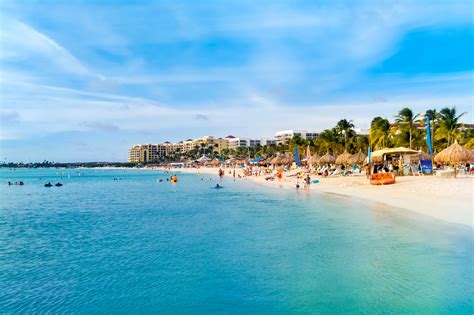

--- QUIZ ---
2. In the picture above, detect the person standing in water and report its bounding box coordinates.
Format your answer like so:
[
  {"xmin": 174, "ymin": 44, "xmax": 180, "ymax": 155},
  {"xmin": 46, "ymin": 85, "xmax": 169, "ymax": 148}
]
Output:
[{"xmin": 304, "ymin": 175, "xmax": 311, "ymax": 190}]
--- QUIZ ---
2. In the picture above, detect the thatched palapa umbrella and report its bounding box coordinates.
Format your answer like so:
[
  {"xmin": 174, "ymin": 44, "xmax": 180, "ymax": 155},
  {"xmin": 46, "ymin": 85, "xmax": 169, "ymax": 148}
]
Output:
[
  {"xmin": 335, "ymin": 149, "xmax": 352, "ymax": 165},
  {"xmin": 310, "ymin": 152, "xmax": 320, "ymax": 165},
  {"xmin": 348, "ymin": 149, "xmax": 366, "ymax": 165},
  {"xmin": 270, "ymin": 155, "xmax": 281, "ymax": 165},
  {"xmin": 434, "ymin": 141, "xmax": 471, "ymax": 177},
  {"xmin": 279, "ymin": 153, "xmax": 295, "ymax": 165},
  {"xmin": 319, "ymin": 151, "xmax": 336, "ymax": 164},
  {"xmin": 210, "ymin": 159, "xmax": 221, "ymax": 167}
]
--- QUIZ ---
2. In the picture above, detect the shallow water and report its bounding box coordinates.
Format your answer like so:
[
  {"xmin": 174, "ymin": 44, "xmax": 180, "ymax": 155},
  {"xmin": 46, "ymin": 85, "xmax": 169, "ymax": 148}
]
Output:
[{"xmin": 0, "ymin": 168, "xmax": 472, "ymax": 313}]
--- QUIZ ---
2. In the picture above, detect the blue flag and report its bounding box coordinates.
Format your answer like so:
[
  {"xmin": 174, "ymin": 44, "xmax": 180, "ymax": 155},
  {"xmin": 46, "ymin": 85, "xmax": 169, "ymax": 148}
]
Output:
[
  {"xmin": 426, "ymin": 117, "xmax": 433, "ymax": 156},
  {"xmin": 294, "ymin": 146, "xmax": 301, "ymax": 167},
  {"xmin": 367, "ymin": 147, "xmax": 371, "ymax": 164}
]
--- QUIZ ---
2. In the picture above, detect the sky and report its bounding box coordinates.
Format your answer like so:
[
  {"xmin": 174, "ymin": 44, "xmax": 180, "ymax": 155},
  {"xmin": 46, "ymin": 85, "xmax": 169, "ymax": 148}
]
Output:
[{"xmin": 0, "ymin": 0, "xmax": 473, "ymax": 162}]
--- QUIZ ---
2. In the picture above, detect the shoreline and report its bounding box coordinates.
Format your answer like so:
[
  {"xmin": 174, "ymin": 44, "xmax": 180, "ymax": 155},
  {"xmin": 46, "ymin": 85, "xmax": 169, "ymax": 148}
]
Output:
[{"xmin": 168, "ymin": 166, "xmax": 473, "ymax": 228}]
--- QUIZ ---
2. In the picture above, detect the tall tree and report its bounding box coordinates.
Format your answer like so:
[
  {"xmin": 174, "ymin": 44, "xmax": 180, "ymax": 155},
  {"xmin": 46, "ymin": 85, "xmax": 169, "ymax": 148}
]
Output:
[
  {"xmin": 394, "ymin": 108, "xmax": 419, "ymax": 149},
  {"xmin": 370, "ymin": 117, "xmax": 390, "ymax": 149},
  {"xmin": 334, "ymin": 119, "xmax": 355, "ymax": 149},
  {"xmin": 436, "ymin": 107, "xmax": 465, "ymax": 147}
]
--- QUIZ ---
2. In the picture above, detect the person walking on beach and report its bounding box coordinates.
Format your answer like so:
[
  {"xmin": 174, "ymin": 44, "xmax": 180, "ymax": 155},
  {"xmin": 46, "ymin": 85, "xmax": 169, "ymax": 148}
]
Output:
[{"xmin": 233, "ymin": 170, "xmax": 236, "ymax": 179}]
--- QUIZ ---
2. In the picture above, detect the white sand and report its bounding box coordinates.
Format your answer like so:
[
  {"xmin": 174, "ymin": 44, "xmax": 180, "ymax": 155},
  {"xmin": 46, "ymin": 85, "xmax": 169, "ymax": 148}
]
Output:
[{"xmin": 171, "ymin": 166, "xmax": 474, "ymax": 227}]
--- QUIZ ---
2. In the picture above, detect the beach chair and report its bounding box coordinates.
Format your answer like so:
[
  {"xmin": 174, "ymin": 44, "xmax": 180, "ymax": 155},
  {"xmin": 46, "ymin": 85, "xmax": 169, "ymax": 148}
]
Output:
[{"xmin": 410, "ymin": 165, "xmax": 421, "ymax": 176}]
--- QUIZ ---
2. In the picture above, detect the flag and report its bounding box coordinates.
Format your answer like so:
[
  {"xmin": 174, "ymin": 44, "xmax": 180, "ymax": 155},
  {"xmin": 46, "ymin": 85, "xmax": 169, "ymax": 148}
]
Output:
[
  {"xmin": 367, "ymin": 147, "xmax": 371, "ymax": 164},
  {"xmin": 294, "ymin": 146, "xmax": 301, "ymax": 167},
  {"xmin": 306, "ymin": 145, "xmax": 311, "ymax": 167},
  {"xmin": 426, "ymin": 117, "xmax": 433, "ymax": 156}
]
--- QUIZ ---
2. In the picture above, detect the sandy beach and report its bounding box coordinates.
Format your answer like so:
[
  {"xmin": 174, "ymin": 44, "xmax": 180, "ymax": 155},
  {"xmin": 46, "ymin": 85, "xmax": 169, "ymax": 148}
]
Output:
[{"xmin": 168, "ymin": 166, "xmax": 473, "ymax": 227}]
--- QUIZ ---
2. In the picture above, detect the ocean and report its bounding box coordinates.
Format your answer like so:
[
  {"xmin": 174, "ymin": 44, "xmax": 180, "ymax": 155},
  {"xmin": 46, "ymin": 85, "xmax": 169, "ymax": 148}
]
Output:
[{"xmin": 1, "ymin": 168, "xmax": 472, "ymax": 313}]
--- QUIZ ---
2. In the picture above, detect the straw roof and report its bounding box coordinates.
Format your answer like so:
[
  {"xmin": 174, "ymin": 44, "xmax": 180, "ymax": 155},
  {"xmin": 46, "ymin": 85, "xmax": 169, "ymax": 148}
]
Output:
[
  {"xmin": 434, "ymin": 141, "xmax": 471, "ymax": 163},
  {"xmin": 469, "ymin": 150, "xmax": 474, "ymax": 163},
  {"xmin": 210, "ymin": 159, "xmax": 221, "ymax": 166},
  {"xmin": 280, "ymin": 157, "xmax": 290, "ymax": 165},
  {"xmin": 310, "ymin": 152, "xmax": 320, "ymax": 165},
  {"xmin": 270, "ymin": 156, "xmax": 281, "ymax": 165},
  {"xmin": 371, "ymin": 147, "xmax": 419, "ymax": 158},
  {"xmin": 348, "ymin": 149, "xmax": 366, "ymax": 165},
  {"xmin": 319, "ymin": 152, "xmax": 336, "ymax": 164},
  {"xmin": 335, "ymin": 150, "xmax": 352, "ymax": 165}
]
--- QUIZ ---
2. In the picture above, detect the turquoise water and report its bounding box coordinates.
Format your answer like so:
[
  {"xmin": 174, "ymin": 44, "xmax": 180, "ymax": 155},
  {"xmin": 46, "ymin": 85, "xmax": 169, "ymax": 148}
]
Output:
[{"xmin": 0, "ymin": 168, "xmax": 472, "ymax": 313}]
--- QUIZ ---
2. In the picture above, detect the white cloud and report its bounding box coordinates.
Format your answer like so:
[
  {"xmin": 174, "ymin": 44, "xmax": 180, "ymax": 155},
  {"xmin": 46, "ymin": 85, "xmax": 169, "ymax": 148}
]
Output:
[
  {"xmin": 0, "ymin": 1, "xmax": 472, "ymax": 161},
  {"xmin": 0, "ymin": 17, "xmax": 90, "ymax": 75}
]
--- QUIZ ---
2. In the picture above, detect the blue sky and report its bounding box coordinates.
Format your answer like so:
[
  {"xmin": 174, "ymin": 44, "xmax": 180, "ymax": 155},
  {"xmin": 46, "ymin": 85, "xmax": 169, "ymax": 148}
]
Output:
[{"xmin": 0, "ymin": 0, "xmax": 473, "ymax": 162}]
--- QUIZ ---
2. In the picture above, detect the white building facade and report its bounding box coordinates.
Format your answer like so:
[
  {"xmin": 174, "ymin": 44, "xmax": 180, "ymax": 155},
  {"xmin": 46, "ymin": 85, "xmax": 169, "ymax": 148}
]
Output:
[{"xmin": 275, "ymin": 130, "xmax": 319, "ymax": 144}]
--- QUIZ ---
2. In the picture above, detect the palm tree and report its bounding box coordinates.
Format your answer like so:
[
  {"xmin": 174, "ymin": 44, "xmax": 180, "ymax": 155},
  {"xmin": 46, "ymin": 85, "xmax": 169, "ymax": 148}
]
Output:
[
  {"xmin": 334, "ymin": 119, "xmax": 355, "ymax": 149},
  {"xmin": 394, "ymin": 108, "xmax": 419, "ymax": 149},
  {"xmin": 370, "ymin": 117, "xmax": 390, "ymax": 149},
  {"xmin": 436, "ymin": 107, "xmax": 465, "ymax": 147},
  {"xmin": 314, "ymin": 129, "xmax": 341, "ymax": 155}
]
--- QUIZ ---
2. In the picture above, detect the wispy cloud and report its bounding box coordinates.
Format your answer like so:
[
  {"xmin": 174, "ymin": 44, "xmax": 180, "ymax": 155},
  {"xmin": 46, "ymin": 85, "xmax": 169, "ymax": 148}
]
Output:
[
  {"xmin": 0, "ymin": 17, "xmax": 90, "ymax": 76},
  {"xmin": 0, "ymin": 0, "xmax": 472, "ymax": 161}
]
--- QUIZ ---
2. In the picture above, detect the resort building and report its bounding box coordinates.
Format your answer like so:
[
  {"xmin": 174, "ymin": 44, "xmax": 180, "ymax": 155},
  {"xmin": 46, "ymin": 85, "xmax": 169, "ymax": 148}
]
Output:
[
  {"xmin": 228, "ymin": 137, "xmax": 250, "ymax": 150},
  {"xmin": 275, "ymin": 130, "xmax": 319, "ymax": 144},
  {"xmin": 227, "ymin": 137, "xmax": 275, "ymax": 149},
  {"xmin": 260, "ymin": 138, "xmax": 276, "ymax": 146},
  {"xmin": 128, "ymin": 144, "xmax": 162, "ymax": 163}
]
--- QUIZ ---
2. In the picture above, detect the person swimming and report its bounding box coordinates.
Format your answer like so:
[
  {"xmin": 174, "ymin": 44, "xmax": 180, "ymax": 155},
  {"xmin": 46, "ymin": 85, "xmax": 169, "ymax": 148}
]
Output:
[{"xmin": 213, "ymin": 183, "xmax": 224, "ymax": 189}]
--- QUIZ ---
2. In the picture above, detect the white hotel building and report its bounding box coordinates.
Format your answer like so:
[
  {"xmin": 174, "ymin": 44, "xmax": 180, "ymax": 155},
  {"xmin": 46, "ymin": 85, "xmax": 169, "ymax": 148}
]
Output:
[
  {"xmin": 275, "ymin": 130, "xmax": 319, "ymax": 144},
  {"xmin": 227, "ymin": 137, "xmax": 277, "ymax": 150}
]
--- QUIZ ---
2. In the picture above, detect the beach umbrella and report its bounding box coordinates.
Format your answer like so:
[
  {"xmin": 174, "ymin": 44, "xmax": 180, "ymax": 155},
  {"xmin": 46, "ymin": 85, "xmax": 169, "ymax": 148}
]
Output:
[
  {"xmin": 319, "ymin": 151, "xmax": 336, "ymax": 164},
  {"xmin": 469, "ymin": 150, "xmax": 474, "ymax": 163},
  {"xmin": 210, "ymin": 159, "xmax": 221, "ymax": 167},
  {"xmin": 251, "ymin": 157, "xmax": 264, "ymax": 163},
  {"xmin": 311, "ymin": 152, "xmax": 320, "ymax": 165},
  {"xmin": 197, "ymin": 155, "xmax": 211, "ymax": 162},
  {"xmin": 270, "ymin": 156, "xmax": 281, "ymax": 165},
  {"xmin": 294, "ymin": 146, "xmax": 301, "ymax": 167},
  {"xmin": 335, "ymin": 149, "xmax": 352, "ymax": 165},
  {"xmin": 434, "ymin": 141, "xmax": 471, "ymax": 177},
  {"xmin": 279, "ymin": 153, "xmax": 293, "ymax": 165},
  {"xmin": 280, "ymin": 157, "xmax": 289, "ymax": 165},
  {"xmin": 306, "ymin": 145, "xmax": 311, "ymax": 164},
  {"xmin": 348, "ymin": 149, "xmax": 366, "ymax": 165}
]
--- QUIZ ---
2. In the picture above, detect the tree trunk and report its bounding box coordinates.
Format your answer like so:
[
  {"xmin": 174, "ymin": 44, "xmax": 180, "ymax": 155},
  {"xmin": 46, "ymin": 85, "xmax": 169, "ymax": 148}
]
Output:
[{"xmin": 409, "ymin": 127, "xmax": 412, "ymax": 149}]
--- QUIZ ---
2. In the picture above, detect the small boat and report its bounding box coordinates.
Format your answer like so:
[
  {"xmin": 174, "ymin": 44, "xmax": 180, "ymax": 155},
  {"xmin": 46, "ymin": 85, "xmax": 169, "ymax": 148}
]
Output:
[
  {"xmin": 55, "ymin": 183, "xmax": 63, "ymax": 187},
  {"xmin": 44, "ymin": 182, "xmax": 53, "ymax": 187},
  {"xmin": 370, "ymin": 173, "xmax": 396, "ymax": 185}
]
